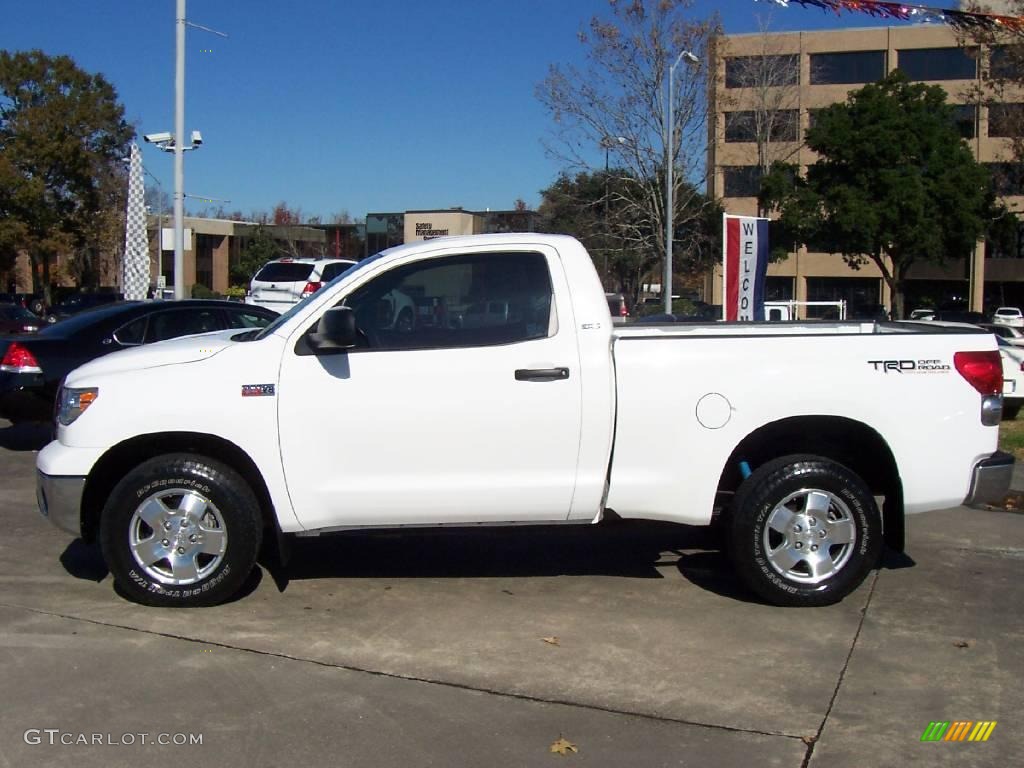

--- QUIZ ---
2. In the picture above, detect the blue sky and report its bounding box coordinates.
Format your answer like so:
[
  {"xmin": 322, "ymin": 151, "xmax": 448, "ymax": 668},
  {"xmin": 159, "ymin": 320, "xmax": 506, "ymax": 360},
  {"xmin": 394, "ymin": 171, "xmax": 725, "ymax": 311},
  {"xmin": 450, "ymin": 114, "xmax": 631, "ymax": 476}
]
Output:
[{"xmin": 3, "ymin": 0, "xmax": 899, "ymax": 219}]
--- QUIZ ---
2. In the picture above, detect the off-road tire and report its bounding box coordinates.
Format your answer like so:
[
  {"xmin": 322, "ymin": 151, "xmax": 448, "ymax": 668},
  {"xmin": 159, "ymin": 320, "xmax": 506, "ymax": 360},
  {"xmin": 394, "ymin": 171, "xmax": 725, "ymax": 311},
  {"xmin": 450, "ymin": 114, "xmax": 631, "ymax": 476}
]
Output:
[
  {"xmin": 729, "ymin": 455, "xmax": 882, "ymax": 607},
  {"xmin": 100, "ymin": 454, "xmax": 262, "ymax": 607}
]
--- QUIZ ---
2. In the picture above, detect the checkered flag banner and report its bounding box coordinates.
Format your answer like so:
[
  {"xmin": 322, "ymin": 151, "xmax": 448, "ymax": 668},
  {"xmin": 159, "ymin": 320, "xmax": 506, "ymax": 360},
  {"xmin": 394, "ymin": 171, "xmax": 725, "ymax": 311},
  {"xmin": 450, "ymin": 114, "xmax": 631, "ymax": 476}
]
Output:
[{"xmin": 123, "ymin": 142, "xmax": 150, "ymax": 301}]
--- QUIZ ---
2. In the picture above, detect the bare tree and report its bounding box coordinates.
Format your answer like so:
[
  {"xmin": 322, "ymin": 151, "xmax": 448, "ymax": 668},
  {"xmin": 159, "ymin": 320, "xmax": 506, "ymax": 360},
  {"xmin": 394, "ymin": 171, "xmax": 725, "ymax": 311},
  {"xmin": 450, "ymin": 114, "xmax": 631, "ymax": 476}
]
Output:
[
  {"xmin": 536, "ymin": 0, "xmax": 721, "ymax": 280},
  {"xmin": 718, "ymin": 21, "xmax": 802, "ymax": 213}
]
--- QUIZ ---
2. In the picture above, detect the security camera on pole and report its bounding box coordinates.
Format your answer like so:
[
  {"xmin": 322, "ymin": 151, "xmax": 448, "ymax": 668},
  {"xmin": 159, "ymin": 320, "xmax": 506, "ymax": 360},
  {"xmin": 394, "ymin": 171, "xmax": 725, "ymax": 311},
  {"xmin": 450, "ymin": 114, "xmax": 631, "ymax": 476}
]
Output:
[{"xmin": 144, "ymin": 0, "xmax": 226, "ymax": 300}]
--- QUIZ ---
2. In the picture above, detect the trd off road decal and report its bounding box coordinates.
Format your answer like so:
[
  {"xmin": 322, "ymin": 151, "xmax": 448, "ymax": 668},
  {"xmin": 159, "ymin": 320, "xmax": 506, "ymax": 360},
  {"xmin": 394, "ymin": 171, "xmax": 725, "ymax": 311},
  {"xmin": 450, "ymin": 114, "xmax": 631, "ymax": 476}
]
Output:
[{"xmin": 867, "ymin": 359, "xmax": 950, "ymax": 374}]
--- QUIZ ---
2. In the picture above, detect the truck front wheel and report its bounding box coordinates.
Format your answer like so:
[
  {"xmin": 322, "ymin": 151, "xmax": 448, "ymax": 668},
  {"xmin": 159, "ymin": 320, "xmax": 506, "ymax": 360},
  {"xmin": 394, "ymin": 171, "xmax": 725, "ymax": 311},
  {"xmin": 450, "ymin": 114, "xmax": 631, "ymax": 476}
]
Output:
[
  {"xmin": 729, "ymin": 455, "xmax": 882, "ymax": 607},
  {"xmin": 100, "ymin": 454, "xmax": 262, "ymax": 607}
]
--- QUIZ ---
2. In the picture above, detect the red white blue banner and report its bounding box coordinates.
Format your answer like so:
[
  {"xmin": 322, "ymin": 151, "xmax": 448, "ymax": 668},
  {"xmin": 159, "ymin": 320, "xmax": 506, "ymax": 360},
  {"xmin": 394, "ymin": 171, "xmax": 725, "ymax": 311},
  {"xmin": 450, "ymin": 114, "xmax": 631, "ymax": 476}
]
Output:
[{"xmin": 723, "ymin": 214, "xmax": 769, "ymax": 322}]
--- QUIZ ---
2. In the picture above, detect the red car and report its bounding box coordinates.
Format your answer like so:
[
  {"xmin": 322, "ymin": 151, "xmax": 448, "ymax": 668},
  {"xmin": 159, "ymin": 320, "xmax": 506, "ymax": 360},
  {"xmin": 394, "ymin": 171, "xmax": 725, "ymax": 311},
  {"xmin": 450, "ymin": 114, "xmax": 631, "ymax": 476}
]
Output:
[{"xmin": 0, "ymin": 303, "xmax": 43, "ymax": 334}]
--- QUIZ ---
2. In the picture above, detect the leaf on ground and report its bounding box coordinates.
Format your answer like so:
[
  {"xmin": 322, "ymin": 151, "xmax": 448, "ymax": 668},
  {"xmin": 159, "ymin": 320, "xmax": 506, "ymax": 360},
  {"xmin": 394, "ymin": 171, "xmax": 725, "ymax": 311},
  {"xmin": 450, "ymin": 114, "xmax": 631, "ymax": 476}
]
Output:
[
  {"xmin": 542, "ymin": 636, "xmax": 560, "ymax": 646},
  {"xmin": 549, "ymin": 737, "xmax": 578, "ymax": 755}
]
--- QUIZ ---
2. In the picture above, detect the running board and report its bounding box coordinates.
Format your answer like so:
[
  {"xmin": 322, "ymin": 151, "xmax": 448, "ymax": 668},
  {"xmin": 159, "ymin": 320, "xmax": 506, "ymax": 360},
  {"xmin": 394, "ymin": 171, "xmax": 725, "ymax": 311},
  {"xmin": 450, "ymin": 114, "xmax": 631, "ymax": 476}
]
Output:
[{"xmin": 294, "ymin": 517, "xmax": 597, "ymax": 537}]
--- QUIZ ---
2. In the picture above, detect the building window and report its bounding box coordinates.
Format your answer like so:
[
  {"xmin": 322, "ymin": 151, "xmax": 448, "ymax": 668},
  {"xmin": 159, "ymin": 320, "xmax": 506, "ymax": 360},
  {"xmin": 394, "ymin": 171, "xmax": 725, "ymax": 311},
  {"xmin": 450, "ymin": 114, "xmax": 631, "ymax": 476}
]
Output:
[
  {"xmin": 806, "ymin": 277, "xmax": 881, "ymax": 319},
  {"xmin": 986, "ymin": 222, "xmax": 1024, "ymax": 259},
  {"xmin": 897, "ymin": 47, "xmax": 977, "ymax": 81},
  {"xmin": 724, "ymin": 54, "xmax": 799, "ymax": 89},
  {"xmin": 724, "ymin": 110, "xmax": 799, "ymax": 143},
  {"xmin": 194, "ymin": 234, "xmax": 215, "ymax": 290},
  {"xmin": 988, "ymin": 104, "xmax": 1024, "ymax": 137},
  {"xmin": 986, "ymin": 162, "xmax": 1024, "ymax": 195},
  {"xmin": 990, "ymin": 45, "xmax": 1023, "ymax": 79},
  {"xmin": 764, "ymin": 276, "xmax": 794, "ymax": 301},
  {"xmin": 722, "ymin": 166, "xmax": 762, "ymax": 197},
  {"xmin": 951, "ymin": 104, "xmax": 977, "ymax": 139},
  {"xmin": 809, "ymin": 51, "xmax": 885, "ymax": 85}
]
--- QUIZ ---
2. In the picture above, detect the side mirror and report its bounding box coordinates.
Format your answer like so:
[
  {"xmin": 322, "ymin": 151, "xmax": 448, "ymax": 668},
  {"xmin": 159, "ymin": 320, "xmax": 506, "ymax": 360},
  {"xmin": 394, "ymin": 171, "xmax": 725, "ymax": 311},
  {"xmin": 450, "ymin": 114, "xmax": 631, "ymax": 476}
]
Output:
[{"xmin": 307, "ymin": 306, "xmax": 358, "ymax": 353}]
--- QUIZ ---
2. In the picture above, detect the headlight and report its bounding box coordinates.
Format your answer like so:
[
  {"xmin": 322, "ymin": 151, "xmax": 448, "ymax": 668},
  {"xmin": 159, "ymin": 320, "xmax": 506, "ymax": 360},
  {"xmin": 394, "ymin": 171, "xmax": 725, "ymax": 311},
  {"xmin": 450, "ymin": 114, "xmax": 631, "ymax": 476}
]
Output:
[{"xmin": 57, "ymin": 386, "xmax": 99, "ymax": 426}]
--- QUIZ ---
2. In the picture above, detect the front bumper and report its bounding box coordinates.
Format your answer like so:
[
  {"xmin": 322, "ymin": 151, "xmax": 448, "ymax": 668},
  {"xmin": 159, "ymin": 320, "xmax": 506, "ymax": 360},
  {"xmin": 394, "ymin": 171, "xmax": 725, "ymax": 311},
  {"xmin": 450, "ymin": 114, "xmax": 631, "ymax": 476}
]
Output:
[
  {"xmin": 963, "ymin": 451, "xmax": 1015, "ymax": 508},
  {"xmin": 36, "ymin": 471, "xmax": 86, "ymax": 536}
]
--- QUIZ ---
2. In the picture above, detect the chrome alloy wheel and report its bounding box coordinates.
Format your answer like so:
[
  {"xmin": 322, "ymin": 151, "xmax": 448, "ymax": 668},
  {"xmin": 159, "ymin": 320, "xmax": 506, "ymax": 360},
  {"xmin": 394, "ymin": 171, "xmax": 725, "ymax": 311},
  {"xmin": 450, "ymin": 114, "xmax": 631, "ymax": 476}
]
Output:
[
  {"xmin": 128, "ymin": 489, "xmax": 228, "ymax": 585},
  {"xmin": 762, "ymin": 488, "xmax": 857, "ymax": 584}
]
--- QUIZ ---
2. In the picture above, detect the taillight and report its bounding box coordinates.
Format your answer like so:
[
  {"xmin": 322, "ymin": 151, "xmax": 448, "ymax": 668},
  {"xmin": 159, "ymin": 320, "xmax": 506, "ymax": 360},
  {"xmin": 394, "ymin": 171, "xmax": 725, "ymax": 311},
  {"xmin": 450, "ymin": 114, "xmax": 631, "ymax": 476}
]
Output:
[
  {"xmin": 954, "ymin": 351, "xmax": 1002, "ymax": 395},
  {"xmin": 620, "ymin": 302, "xmax": 629, "ymax": 317},
  {"xmin": 301, "ymin": 281, "xmax": 322, "ymax": 297},
  {"xmin": 0, "ymin": 342, "xmax": 43, "ymax": 373}
]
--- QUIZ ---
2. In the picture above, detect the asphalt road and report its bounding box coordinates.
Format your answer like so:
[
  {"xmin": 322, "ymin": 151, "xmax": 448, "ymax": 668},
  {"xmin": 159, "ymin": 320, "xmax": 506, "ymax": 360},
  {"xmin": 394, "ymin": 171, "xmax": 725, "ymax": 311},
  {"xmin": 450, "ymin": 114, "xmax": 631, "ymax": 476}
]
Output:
[{"xmin": 0, "ymin": 418, "xmax": 1021, "ymax": 767}]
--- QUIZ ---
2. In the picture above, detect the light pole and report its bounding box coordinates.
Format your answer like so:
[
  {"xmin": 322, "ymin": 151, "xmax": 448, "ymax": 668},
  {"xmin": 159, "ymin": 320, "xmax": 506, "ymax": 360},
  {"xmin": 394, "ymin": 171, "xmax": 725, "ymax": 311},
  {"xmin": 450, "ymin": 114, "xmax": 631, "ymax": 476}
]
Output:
[
  {"xmin": 664, "ymin": 49, "xmax": 700, "ymax": 314},
  {"xmin": 145, "ymin": 0, "xmax": 225, "ymax": 300},
  {"xmin": 599, "ymin": 135, "xmax": 627, "ymax": 286}
]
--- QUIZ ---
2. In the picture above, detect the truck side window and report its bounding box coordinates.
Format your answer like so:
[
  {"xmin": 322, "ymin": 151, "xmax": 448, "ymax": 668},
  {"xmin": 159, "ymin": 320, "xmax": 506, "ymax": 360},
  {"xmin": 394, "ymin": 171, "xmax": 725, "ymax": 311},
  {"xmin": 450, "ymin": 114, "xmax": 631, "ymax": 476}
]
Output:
[{"xmin": 342, "ymin": 252, "xmax": 554, "ymax": 351}]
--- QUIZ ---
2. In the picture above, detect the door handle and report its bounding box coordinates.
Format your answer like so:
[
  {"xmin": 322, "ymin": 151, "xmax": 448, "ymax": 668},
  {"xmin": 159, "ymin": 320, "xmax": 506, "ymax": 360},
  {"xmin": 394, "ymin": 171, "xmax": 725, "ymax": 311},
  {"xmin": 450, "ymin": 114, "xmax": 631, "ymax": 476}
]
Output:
[{"xmin": 514, "ymin": 367, "xmax": 570, "ymax": 382}]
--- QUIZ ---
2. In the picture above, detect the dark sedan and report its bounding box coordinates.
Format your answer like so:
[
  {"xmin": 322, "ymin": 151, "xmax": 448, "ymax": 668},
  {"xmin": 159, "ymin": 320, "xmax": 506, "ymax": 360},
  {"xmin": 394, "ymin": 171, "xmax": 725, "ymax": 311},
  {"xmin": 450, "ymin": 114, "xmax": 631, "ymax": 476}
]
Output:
[{"xmin": 0, "ymin": 300, "xmax": 278, "ymax": 423}]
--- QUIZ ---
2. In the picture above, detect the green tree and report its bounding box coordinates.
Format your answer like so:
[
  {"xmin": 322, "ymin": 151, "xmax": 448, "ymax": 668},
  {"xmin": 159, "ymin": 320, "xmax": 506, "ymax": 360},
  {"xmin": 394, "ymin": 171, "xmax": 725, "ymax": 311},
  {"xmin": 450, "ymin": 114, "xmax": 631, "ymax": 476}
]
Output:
[
  {"xmin": 0, "ymin": 50, "xmax": 133, "ymax": 301},
  {"xmin": 760, "ymin": 71, "xmax": 1005, "ymax": 319},
  {"xmin": 231, "ymin": 224, "xmax": 279, "ymax": 286}
]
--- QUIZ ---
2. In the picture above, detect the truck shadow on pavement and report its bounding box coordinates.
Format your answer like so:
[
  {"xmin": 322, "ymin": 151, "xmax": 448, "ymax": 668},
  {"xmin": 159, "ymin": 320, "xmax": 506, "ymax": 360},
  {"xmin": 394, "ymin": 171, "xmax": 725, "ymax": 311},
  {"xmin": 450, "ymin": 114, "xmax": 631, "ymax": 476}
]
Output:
[
  {"xmin": 0, "ymin": 421, "xmax": 50, "ymax": 451},
  {"xmin": 266, "ymin": 522, "xmax": 758, "ymax": 604}
]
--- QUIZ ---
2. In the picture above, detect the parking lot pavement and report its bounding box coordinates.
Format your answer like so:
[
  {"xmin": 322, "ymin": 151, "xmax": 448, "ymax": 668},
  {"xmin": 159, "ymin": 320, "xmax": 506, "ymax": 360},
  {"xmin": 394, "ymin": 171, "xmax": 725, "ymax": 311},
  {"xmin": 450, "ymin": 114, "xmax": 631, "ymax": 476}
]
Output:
[{"xmin": 0, "ymin": 417, "xmax": 1021, "ymax": 767}]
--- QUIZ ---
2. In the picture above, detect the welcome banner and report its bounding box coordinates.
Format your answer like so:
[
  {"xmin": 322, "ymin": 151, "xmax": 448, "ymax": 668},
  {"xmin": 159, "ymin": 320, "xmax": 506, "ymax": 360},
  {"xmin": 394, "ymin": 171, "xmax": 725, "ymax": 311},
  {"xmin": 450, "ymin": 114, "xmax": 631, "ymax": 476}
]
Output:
[{"xmin": 723, "ymin": 215, "xmax": 769, "ymax": 321}]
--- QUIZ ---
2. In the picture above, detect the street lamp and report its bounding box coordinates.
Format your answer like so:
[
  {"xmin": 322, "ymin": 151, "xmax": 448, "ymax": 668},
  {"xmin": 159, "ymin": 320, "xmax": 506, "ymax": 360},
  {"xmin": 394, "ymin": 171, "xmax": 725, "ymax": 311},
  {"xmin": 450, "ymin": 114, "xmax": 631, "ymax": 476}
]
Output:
[
  {"xmin": 664, "ymin": 49, "xmax": 700, "ymax": 314},
  {"xmin": 600, "ymin": 135, "xmax": 628, "ymax": 285}
]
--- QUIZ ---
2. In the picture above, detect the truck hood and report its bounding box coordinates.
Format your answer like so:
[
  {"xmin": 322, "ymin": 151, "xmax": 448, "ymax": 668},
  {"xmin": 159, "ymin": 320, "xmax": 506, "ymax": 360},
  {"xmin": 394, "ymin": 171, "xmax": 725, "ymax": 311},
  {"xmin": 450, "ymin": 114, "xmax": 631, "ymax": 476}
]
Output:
[{"xmin": 66, "ymin": 329, "xmax": 238, "ymax": 385}]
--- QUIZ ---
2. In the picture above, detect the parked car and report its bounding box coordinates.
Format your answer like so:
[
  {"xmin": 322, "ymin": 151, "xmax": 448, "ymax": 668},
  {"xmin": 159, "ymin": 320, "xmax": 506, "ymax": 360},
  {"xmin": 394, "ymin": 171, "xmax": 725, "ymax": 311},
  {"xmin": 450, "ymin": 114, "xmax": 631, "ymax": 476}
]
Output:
[
  {"xmin": 46, "ymin": 292, "xmax": 123, "ymax": 323},
  {"xmin": 36, "ymin": 233, "xmax": 1011, "ymax": 609},
  {"xmin": 996, "ymin": 337, "xmax": 1024, "ymax": 419},
  {"xmin": 908, "ymin": 308, "xmax": 937, "ymax": 321},
  {"xmin": 933, "ymin": 309, "xmax": 987, "ymax": 325},
  {"xmin": 0, "ymin": 303, "xmax": 43, "ymax": 334},
  {"xmin": 0, "ymin": 292, "xmax": 47, "ymax": 316},
  {"xmin": 246, "ymin": 257, "xmax": 357, "ymax": 312},
  {"xmin": 606, "ymin": 293, "xmax": 629, "ymax": 323},
  {"xmin": 992, "ymin": 306, "xmax": 1024, "ymax": 328},
  {"xmin": 0, "ymin": 300, "xmax": 277, "ymax": 423},
  {"xmin": 978, "ymin": 322, "xmax": 1024, "ymax": 347}
]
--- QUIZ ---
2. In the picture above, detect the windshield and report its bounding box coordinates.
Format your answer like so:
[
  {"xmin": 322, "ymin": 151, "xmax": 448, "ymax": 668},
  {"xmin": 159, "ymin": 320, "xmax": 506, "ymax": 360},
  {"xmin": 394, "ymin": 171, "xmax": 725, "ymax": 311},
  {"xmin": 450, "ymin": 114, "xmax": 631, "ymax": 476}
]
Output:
[{"xmin": 253, "ymin": 256, "xmax": 375, "ymax": 340}]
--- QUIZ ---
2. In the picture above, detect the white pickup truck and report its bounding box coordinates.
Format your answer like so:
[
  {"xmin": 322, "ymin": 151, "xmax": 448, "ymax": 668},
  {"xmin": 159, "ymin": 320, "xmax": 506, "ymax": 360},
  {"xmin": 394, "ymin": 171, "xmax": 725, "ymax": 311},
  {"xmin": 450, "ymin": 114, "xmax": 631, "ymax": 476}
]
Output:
[{"xmin": 36, "ymin": 234, "xmax": 1013, "ymax": 608}]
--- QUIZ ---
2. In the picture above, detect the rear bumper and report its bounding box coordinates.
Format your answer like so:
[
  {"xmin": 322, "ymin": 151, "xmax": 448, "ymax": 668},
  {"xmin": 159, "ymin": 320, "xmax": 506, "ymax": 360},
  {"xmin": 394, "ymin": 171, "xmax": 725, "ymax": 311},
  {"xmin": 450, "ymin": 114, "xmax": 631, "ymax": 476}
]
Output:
[
  {"xmin": 36, "ymin": 470, "xmax": 85, "ymax": 536},
  {"xmin": 963, "ymin": 451, "xmax": 1015, "ymax": 508}
]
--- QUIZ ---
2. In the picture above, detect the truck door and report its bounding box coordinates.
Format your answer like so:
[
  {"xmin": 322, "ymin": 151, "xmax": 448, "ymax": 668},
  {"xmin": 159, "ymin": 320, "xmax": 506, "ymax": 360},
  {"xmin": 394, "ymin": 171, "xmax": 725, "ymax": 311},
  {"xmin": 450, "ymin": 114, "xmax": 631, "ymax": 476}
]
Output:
[{"xmin": 277, "ymin": 247, "xmax": 584, "ymax": 529}]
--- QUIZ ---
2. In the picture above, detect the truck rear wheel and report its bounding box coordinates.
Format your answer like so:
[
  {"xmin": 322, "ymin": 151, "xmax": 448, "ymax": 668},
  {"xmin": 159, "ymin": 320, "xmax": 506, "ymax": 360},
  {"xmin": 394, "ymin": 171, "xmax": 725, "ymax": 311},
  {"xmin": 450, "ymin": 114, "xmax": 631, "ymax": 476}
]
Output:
[
  {"xmin": 100, "ymin": 454, "xmax": 262, "ymax": 607},
  {"xmin": 729, "ymin": 455, "xmax": 881, "ymax": 607}
]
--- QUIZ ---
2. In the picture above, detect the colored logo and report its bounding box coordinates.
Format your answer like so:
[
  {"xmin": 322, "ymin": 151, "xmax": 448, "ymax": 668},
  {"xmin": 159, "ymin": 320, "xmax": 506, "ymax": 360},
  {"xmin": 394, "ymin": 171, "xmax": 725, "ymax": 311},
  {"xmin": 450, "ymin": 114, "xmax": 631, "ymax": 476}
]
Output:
[
  {"xmin": 241, "ymin": 384, "xmax": 275, "ymax": 397},
  {"xmin": 921, "ymin": 721, "xmax": 997, "ymax": 742}
]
